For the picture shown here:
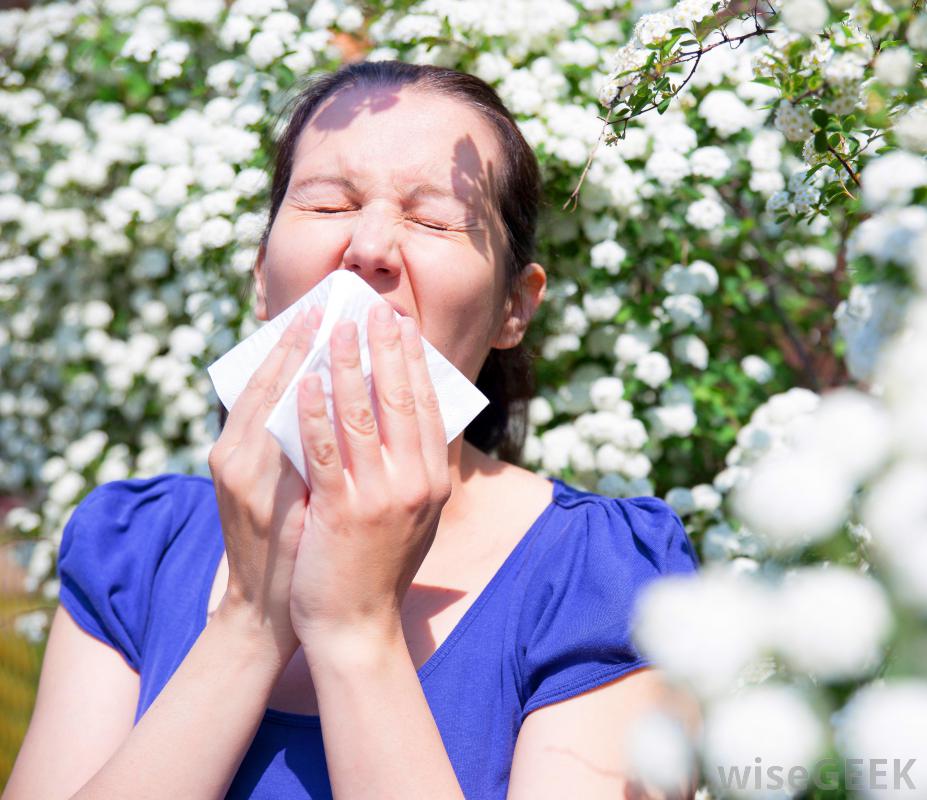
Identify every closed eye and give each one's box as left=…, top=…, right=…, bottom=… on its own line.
left=409, top=217, right=451, bottom=231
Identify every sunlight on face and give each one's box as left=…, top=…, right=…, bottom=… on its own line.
left=256, top=83, right=513, bottom=383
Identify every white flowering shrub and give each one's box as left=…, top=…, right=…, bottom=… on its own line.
left=2, top=0, right=926, bottom=794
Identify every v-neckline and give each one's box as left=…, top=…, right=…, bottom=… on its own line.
left=198, top=476, right=564, bottom=727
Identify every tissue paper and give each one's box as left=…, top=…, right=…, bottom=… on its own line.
left=207, top=270, right=490, bottom=487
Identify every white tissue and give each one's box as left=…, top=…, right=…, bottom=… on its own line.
left=207, top=270, right=490, bottom=487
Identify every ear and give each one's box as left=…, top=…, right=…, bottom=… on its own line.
left=253, top=241, right=269, bottom=322
left=491, top=262, right=546, bottom=350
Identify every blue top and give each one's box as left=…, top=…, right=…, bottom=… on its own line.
left=56, top=472, right=699, bottom=799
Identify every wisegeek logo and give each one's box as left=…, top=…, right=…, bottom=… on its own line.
left=714, top=757, right=917, bottom=792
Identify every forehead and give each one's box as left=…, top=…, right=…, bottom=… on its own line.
left=289, top=85, right=503, bottom=208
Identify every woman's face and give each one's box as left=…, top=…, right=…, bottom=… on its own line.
left=254, top=83, right=543, bottom=384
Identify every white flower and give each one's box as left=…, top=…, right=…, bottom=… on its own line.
left=699, top=90, right=762, bottom=137
left=773, top=565, right=892, bottom=681
left=49, top=472, right=85, bottom=506
left=582, top=285, right=622, bottom=322
left=704, top=685, right=826, bottom=796
left=614, top=323, right=659, bottom=364
left=894, top=102, right=927, bottom=154
left=627, top=710, right=696, bottom=793
left=741, top=355, right=773, bottom=383
left=779, top=0, right=828, bottom=36
left=634, top=351, right=672, bottom=388
left=874, top=46, right=915, bottom=87
left=589, top=376, right=626, bottom=412
left=686, top=196, right=725, bottom=230
left=633, top=568, right=771, bottom=697
left=199, top=217, right=234, bottom=249
left=835, top=681, right=927, bottom=800
left=672, top=334, right=708, bottom=369
left=661, top=260, right=718, bottom=295
left=860, top=151, right=927, bottom=209
left=645, top=149, right=691, bottom=189
left=64, top=430, right=108, bottom=470
left=246, top=30, right=285, bottom=68
left=81, top=300, right=114, bottom=328
left=528, top=396, right=554, bottom=427
left=774, top=102, right=814, bottom=142
left=908, top=13, right=927, bottom=49
left=168, top=0, right=223, bottom=23
left=689, top=146, right=731, bottom=180
left=663, top=293, right=704, bottom=330
left=648, top=402, right=697, bottom=439
left=730, top=449, right=854, bottom=551
left=633, top=11, right=675, bottom=47
left=589, top=239, right=627, bottom=274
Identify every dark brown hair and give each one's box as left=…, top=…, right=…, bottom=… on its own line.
left=222, top=60, right=543, bottom=464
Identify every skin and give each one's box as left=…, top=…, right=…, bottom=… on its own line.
left=253, top=82, right=547, bottom=532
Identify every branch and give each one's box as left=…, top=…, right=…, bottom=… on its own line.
left=563, top=1, right=776, bottom=207
left=562, top=106, right=613, bottom=211
left=827, top=144, right=862, bottom=189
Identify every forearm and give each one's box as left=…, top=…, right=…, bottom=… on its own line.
left=71, top=604, right=295, bottom=800
left=305, top=623, right=466, bottom=800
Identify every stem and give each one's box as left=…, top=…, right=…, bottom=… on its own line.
left=562, top=106, right=613, bottom=212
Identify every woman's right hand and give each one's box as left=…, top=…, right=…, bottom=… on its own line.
left=207, top=305, right=323, bottom=662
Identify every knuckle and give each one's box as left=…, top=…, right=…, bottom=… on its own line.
left=400, top=484, right=430, bottom=512
left=262, top=379, right=285, bottom=407
left=378, top=328, right=402, bottom=351
left=417, top=386, right=441, bottom=415
left=382, top=383, right=416, bottom=416
left=335, top=348, right=361, bottom=370
left=307, top=439, right=339, bottom=468
left=341, top=402, right=378, bottom=438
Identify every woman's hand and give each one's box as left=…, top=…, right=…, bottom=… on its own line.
left=289, top=301, right=452, bottom=652
left=208, top=306, right=324, bottom=662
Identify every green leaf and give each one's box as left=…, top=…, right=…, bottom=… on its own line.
left=657, top=97, right=671, bottom=114
left=814, top=131, right=829, bottom=153
left=812, top=108, right=829, bottom=126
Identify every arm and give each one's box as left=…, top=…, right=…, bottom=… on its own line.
left=6, top=598, right=296, bottom=800
left=68, top=601, right=296, bottom=800
left=305, top=622, right=466, bottom=800
left=507, top=666, right=701, bottom=800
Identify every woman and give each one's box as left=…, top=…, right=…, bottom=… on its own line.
left=5, top=61, right=700, bottom=799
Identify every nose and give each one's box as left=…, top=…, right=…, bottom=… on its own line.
left=340, top=202, right=403, bottom=282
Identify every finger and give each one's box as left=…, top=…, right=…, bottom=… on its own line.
left=329, top=318, right=384, bottom=489
left=222, top=306, right=323, bottom=447
left=398, top=316, right=450, bottom=491
left=297, top=371, right=345, bottom=497
left=367, top=302, right=423, bottom=469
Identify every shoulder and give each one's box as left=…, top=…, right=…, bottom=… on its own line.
left=56, top=473, right=215, bottom=671
left=59, top=472, right=216, bottom=557
left=537, top=476, right=699, bottom=579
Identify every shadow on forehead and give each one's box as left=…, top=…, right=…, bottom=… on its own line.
left=452, top=135, right=495, bottom=262
left=309, top=83, right=404, bottom=131
left=304, top=82, right=501, bottom=264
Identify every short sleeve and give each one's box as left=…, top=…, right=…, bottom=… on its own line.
left=515, top=494, right=699, bottom=720
left=56, top=475, right=184, bottom=673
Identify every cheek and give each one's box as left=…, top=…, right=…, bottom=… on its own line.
left=261, top=218, right=346, bottom=309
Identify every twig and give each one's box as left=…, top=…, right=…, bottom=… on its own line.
left=827, top=143, right=861, bottom=188
left=562, top=107, right=613, bottom=211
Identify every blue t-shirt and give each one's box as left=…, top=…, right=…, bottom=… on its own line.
left=56, top=472, right=699, bottom=799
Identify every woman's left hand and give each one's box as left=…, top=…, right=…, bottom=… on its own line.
left=289, top=300, right=452, bottom=651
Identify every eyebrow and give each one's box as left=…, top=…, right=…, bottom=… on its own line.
left=289, top=175, right=468, bottom=207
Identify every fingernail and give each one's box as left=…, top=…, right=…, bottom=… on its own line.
left=336, top=320, right=356, bottom=341
left=374, top=302, right=392, bottom=324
